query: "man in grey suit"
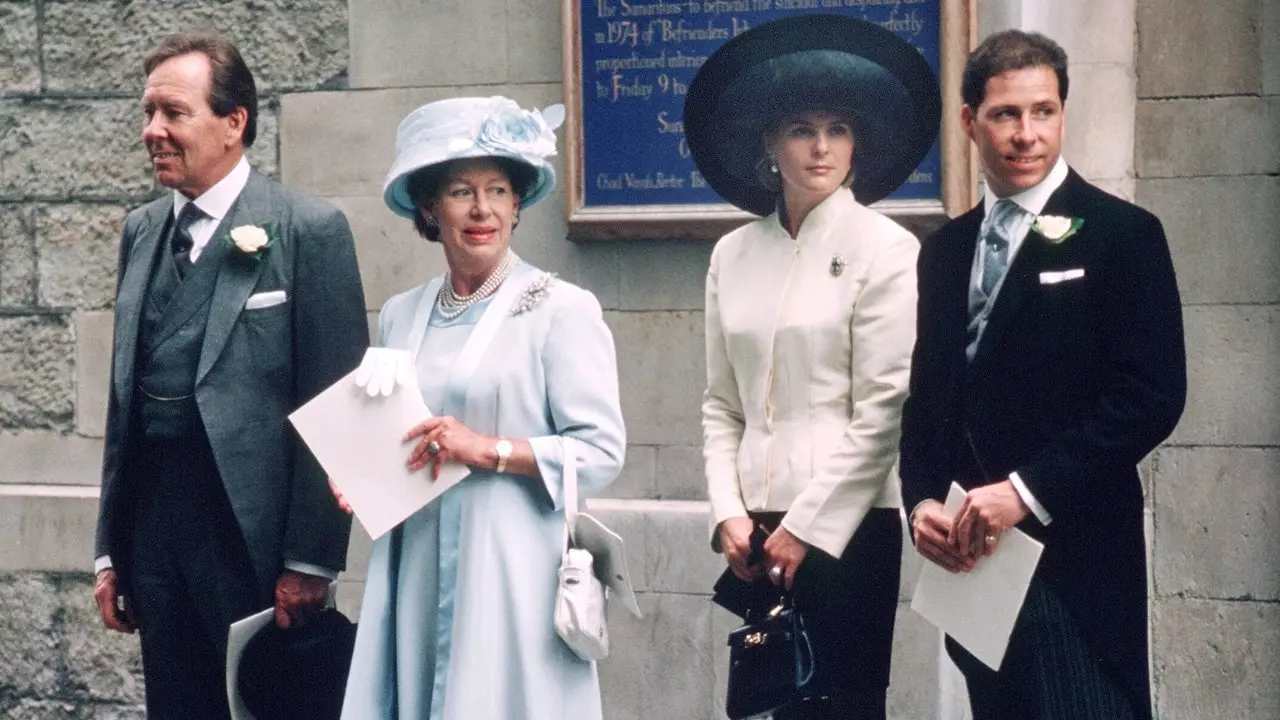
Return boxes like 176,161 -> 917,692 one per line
91,31 -> 368,718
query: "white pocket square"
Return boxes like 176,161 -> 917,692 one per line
244,290 -> 287,310
1039,268 -> 1085,285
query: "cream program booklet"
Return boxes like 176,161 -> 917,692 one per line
910,482 -> 1044,670
289,369 -> 470,539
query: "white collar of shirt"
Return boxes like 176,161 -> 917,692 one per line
980,155 -> 1070,238
172,156 -> 251,262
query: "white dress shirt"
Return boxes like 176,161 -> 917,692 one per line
175,155 -> 252,261
703,190 -> 919,558
965,156 -> 1070,526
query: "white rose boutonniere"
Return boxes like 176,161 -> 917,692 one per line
1031,215 -> 1084,244
227,225 -> 274,261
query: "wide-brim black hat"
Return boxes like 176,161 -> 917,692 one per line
236,609 -> 356,720
683,14 -> 942,215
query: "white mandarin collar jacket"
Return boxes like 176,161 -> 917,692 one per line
702,190 -> 918,558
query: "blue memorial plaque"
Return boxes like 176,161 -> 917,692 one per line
574,0 -> 943,212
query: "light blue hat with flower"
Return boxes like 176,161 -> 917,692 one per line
382,96 -> 565,219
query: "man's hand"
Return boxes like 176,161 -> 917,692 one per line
718,517 -> 762,582
911,500 -> 975,574
328,477 -> 352,514
950,479 -> 1030,558
93,569 -> 136,633
274,570 -> 329,630
762,525 -> 809,591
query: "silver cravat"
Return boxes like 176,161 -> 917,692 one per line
980,198 -> 1021,297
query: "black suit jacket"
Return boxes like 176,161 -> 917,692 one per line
900,170 -> 1186,719
96,171 -> 369,598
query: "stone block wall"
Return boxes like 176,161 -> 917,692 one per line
0,1 -> 348,715
1135,0 -> 1280,717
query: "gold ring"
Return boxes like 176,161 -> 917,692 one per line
769,566 -> 782,579
985,534 -> 998,546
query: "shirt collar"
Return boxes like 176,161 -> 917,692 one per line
982,155 -> 1069,219
172,156 -> 251,221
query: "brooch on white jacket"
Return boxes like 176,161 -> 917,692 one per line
511,272 -> 558,316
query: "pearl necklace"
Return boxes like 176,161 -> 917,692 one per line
437,250 -> 517,319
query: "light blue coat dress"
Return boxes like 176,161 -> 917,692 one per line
341,261 -> 625,720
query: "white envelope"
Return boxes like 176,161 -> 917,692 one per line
1039,268 -> 1085,285
574,512 -> 642,619
288,369 -> 470,539
245,290 -> 287,310
910,482 -> 1044,670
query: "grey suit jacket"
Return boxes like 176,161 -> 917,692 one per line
96,170 -> 369,596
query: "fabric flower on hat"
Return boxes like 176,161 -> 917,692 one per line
473,99 -> 560,160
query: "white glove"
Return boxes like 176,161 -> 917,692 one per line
354,347 -> 413,397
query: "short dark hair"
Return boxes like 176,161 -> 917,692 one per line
962,30 -> 1069,109
407,158 -> 538,242
144,31 -> 258,148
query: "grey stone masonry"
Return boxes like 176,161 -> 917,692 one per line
0,3 -> 40,95
0,573 -> 144,715
1137,0 -> 1262,98
39,0 -> 348,95
1151,448 -> 1280,601
0,203 -> 37,307
0,314 -> 75,430
1135,0 -> 1280,716
1137,176 -> 1280,306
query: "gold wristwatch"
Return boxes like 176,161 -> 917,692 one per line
494,437 -> 513,473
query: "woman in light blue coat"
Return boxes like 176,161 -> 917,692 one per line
339,96 -> 625,720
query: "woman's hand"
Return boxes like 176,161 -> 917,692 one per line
718,517 -> 762,582
405,416 -> 491,480
328,477 -> 352,514
763,525 -> 810,591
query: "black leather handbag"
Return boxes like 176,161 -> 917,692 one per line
724,595 -> 819,720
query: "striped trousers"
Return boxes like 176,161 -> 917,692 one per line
947,579 -> 1138,720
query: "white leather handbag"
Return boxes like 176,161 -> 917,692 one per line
553,437 -> 610,661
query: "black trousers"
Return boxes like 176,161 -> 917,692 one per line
948,578 -> 1137,720
127,434 -> 265,720
758,508 -> 903,720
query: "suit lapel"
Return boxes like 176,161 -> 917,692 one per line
940,207 -> 983,360
112,199 -> 172,405
148,227 -> 233,348
197,173 -> 273,386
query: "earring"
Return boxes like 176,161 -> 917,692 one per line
512,209 -> 520,226
769,156 -> 778,174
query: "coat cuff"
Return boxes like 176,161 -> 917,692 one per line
94,555 -> 113,574
283,560 -> 340,581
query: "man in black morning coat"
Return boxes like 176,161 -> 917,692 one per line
899,30 -> 1186,720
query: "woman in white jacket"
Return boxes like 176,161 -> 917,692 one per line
684,15 -> 941,720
